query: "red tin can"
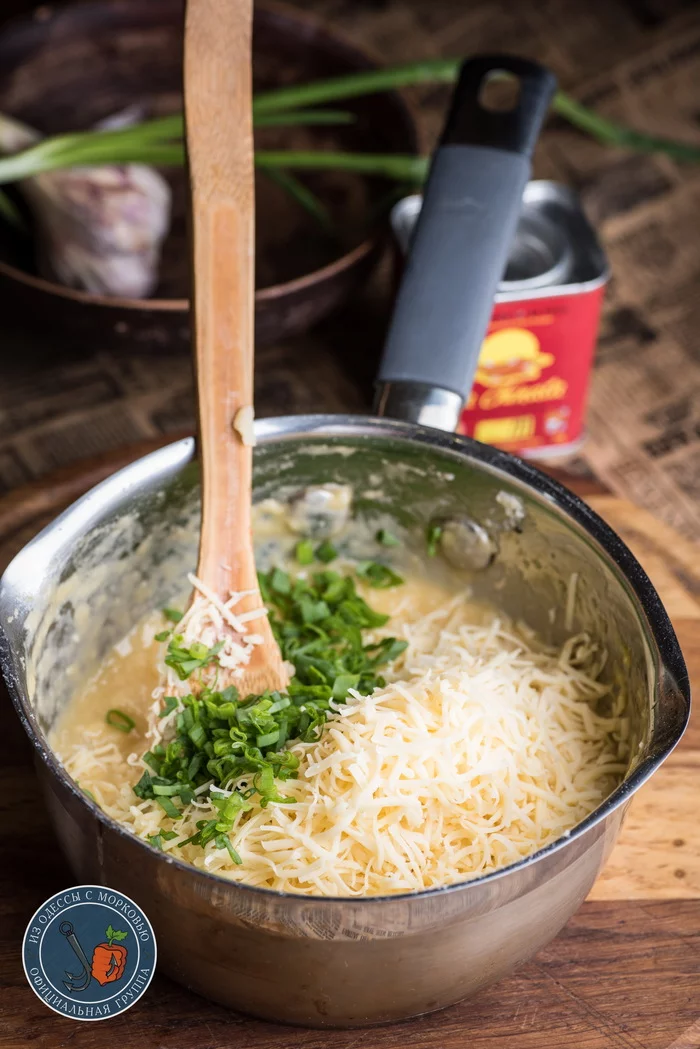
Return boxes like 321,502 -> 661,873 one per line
390,182 -> 609,458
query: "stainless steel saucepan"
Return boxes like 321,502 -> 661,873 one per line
0,56 -> 690,1028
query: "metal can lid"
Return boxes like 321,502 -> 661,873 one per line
501,208 -> 573,289
391,191 -> 575,292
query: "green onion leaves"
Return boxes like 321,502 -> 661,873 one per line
355,561 -> 404,589
77,780 -> 96,802
134,562 -> 407,858
294,539 -> 338,565
165,637 -> 224,681
426,523 -> 443,558
315,540 -> 338,563
105,709 -> 135,734
159,695 -> 179,718
147,829 -> 177,850
295,540 -> 314,565
270,568 -> 291,594
156,796 -> 183,820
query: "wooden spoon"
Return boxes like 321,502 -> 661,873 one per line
184,0 -> 289,695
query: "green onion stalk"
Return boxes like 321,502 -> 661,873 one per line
0,56 -> 698,191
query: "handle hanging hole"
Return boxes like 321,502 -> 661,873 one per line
478,70 -> 521,112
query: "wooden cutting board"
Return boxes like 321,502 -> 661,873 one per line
1,439 -> 698,1049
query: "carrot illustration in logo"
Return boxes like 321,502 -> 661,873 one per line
90,925 -> 128,986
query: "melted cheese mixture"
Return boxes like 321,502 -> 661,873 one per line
52,572 -> 629,897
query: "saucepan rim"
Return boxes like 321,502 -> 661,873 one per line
0,414 -> 691,906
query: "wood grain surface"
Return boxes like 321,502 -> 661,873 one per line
0,444 -> 698,1049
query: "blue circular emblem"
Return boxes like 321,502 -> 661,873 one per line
22,885 -> 157,1021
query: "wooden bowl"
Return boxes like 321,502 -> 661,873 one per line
0,0 -> 417,351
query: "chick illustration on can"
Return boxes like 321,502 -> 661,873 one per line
474,329 -> 554,388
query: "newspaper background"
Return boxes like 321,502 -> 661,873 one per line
0,0 -> 699,539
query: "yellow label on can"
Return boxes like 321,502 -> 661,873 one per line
473,415 -> 536,444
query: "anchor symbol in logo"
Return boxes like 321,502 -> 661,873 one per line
59,921 -> 129,991
59,921 -> 93,992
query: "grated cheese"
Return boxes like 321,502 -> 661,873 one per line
565,572 -> 579,632
58,593 -> 629,898
232,405 -> 255,446
154,575 -> 268,704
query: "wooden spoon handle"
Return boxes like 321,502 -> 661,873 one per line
185,0 -> 257,600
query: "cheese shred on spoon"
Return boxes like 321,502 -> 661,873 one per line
58,589 -> 629,897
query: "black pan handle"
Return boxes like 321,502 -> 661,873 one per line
374,55 -> 557,431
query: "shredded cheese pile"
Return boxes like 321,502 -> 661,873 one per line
59,593 -> 629,897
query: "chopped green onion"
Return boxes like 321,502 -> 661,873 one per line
159,696 -> 179,718
426,523 -> 443,557
106,709 -> 135,734
332,673 -> 360,698
257,729 -> 281,748
132,770 -> 154,798
142,752 -> 160,773
154,630 -> 171,643
178,659 -> 203,676
356,561 -> 404,589
366,637 -> 408,665
270,568 -> 291,594
315,540 -> 338,563
163,607 -> 183,623
257,570 -> 272,603
152,783 -> 183,796
135,565 -> 409,858
299,596 -> 330,623
156,796 -> 182,819
189,723 -> 207,748
78,782 -> 96,803
165,637 -> 224,680
295,540 -> 314,565
215,834 -> 242,865
177,831 -> 202,848
376,529 -> 400,547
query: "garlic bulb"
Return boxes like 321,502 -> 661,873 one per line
0,110 -> 171,299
